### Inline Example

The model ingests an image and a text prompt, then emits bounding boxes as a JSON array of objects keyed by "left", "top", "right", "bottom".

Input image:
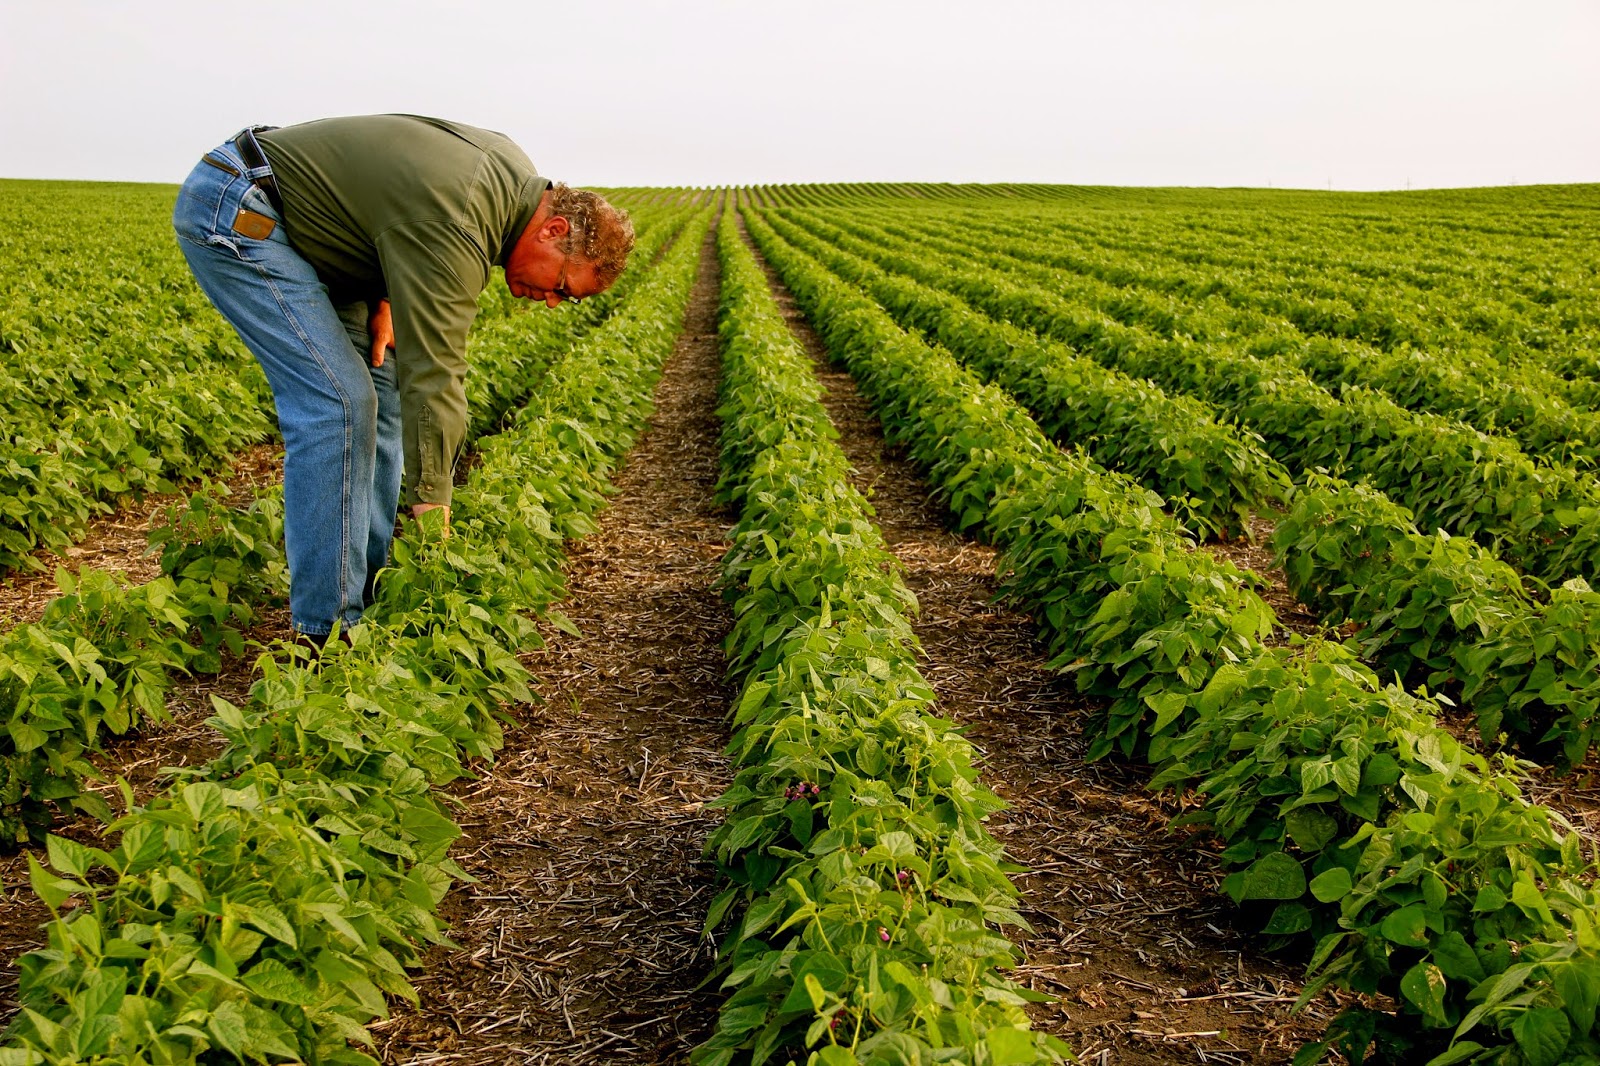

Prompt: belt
[
  {"left": 201, "top": 125, "right": 284, "bottom": 215},
  {"left": 233, "top": 126, "right": 283, "bottom": 215}
]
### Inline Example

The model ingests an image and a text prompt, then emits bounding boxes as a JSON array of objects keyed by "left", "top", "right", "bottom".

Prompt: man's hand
[
  {"left": 368, "top": 299, "right": 395, "bottom": 368},
  {"left": 412, "top": 502, "right": 450, "bottom": 537}
]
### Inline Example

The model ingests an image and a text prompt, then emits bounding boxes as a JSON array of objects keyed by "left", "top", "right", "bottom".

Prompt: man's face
[{"left": 505, "top": 214, "right": 606, "bottom": 308}]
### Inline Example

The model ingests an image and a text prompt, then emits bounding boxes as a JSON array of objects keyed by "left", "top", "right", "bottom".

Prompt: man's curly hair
[{"left": 548, "top": 183, "right": 634, "bottom": 287}]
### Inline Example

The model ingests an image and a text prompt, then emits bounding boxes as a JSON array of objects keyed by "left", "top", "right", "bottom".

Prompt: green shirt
[{"left": 257, "top": 115, "right": 548, "bottom": 506}]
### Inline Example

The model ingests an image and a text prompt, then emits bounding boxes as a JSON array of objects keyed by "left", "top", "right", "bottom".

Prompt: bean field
[{"left": 2, "top": 177, "right": 1599, "bottom": 1065}]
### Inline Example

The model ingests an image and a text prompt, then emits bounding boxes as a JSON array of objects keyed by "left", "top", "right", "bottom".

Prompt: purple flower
[{"left": 878, "top": 926, "right": 891, "bottom": 942}]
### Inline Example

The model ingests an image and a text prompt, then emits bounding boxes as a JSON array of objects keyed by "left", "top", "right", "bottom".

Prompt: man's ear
[{"left": 538, "top": 214, "right": 570, "bottom": 242}]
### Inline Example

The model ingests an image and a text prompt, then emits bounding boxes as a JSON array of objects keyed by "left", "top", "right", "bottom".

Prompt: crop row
[
  {"left": 0, "top": 207, "right": 690, "bottom": 854},
  {"left": 985, "top": 199, "right": 1593, "bottom": 312},
  {"left": 1272, "top": 476, "right": 1600, "bottom": 764},
  {"left": 870, "top": 204, "right": 1598, "bottom": 435},
  {"left": 0, "top": 185, "right": 268, "bottom": 421},
  {"left": 746, "top": 209, "right": 1600, "bottom": 1066},
  {"left": 786, "top": 207, "right": 1600, "bottom": 587},
  {"left": 929, "top": 203, "right": 1598, "bottom": 361},
  {"left": 784, "top": 207, "right": 1600, "bottom": 765},
  {"left": 755, "top": 209, "right": 1290, "bottom": 540},
  {"left": 0, "top": 368, "right": 274, "bottom": 577},
  {"left": 755, "top": 210, "right": 1600, "bottom": 769},
  {"left": 693, "top": 216, "right": 1067, "bottom": 1065},
  {"left": 878, "top": 207, "right": 1600, "bottom": 463},
  {"left": 0, "top": 185, "right": 280, "bottom": 576},
  {"left": 0, "top": 488, "right": 289, "bottom": 844},
  {"left": 1, "top": 205, "right": 713, "bottom": 1065}
]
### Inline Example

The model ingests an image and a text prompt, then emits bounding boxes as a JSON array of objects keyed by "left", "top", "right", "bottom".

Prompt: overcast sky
[{"left": 2, "top": 0, "right": 1595, "bottom": 191}]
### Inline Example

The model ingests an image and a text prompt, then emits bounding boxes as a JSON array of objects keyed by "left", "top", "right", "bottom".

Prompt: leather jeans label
[{"left": 232, "top": 209, "right": 276, "bottom": 240}]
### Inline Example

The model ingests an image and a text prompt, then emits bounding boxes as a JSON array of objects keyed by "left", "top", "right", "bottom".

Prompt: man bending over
[{"left": 172, "top": 114, "right": 633, "bottom": 642}]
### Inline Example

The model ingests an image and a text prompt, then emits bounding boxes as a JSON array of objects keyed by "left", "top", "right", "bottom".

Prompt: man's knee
[{"left": 277, "top": 382, "right": 378, "bottom": 451}]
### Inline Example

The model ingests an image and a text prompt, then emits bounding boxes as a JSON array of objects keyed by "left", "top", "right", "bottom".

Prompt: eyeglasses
[{"left": 552, "top": 258, "right": 581, "bottom": 303}]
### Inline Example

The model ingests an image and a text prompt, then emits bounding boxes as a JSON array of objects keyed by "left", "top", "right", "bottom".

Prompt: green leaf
[
  {"left": 1238, "top": 852, "right": 1307, "bottom": 901},
  {"left": 26, "top": 854, "right": 75, "bottom": 910},
  {"left": 207, "top": 1000, "right": 249, "bottom": 1057},
  {"left": 1512, "top": 1007, "right": 1571, "bottom": 1066},
  {"left": 242, "top": 1002, "right": 302, "bottom": 1059},
  {"left": 1380, "top": 905, "right": 1429, "bottom": 947},
  {"left": 9, "top": 722, "right": 48, "bottom": 753},
  {"left": 241, "top": 959, "right": 315, "bottom": 1006},
  {"left": 1361, "top": 752, "right": 1402, "bottom": 786},
  {"left": 1308, "top": 867, "right": 1353, "bottom": 903},
  {"left": 45, "top": 835, "right": 95, "bottom": 879},
  {"left": 803, "top": 973, "right": 826, "bottom": 1012},
  {"left": 1430, "top": 931, "right": 1485, "bottom": 984},
  {"left": 780, "top": 954, "right": 848, "bottom": 1014},
  {"left": 208, "top": 694, "right": 247, "bottom": 731},
  {"left": 1263, "top": 902, "right": 1312, "bottom": 935},
  {"left": 1144, "top": 690, "right": 1188, "bottom": 735},
  {"left": 878, "top": 830, "right": 916, "bottom": 861},
  {"left": 702, "top": 887, "right": 738, "bottom": 936},
  {"left": 813, "top": 1047, "right": 856, "bottom": 1066},
  {"left": 1292, "top": 1041, "right": 1332, "bottom": 1066},
  {"left": 1286, "top": 808, "right": 1338, "bottom": 852},
  {"left": 1553, "top": 961, "right": 1598, "bottom": 1034},
  {"left": 547, "top": 610, "right": 582, "bottom": 637},
  {"left": 1510, "top": 880, "right": 1554, "bottom": 923},
  {"left": 985, "top": 1025, "right": 1038, "bottom": 1066},
  {"left": 19, "top": 1010, "right": 65, "bottom": 1056},
  {"left": 232, "top": 903, "right": 298, "bottom": 949},
  {"left": 1331, "top": 755, "right": 1361, "bottom": 795},
  {"left": 1400, "top": 962, "right": 1447, "bottom": 1024},
  {"left": 1473, "top": 884, "right": 1507, "bottom": 913},
  {"left": 1423, "top": 1043, "right": 1484, "bottom": 1066},
  {"left": 181, "top": 781, "right": 225, "bottom": 823},
  {"left": 741, "top": 894, "right": 787, "bottom": 939}
]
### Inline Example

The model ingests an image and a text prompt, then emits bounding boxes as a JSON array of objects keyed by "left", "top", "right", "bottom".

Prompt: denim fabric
[{"left": 172, "top": 139, "right": 403, "bottom": 636}]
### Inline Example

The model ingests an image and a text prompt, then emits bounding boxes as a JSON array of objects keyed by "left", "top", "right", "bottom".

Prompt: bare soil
[
  {"left": 1204, "top": 513, "right": 1324, "bottom": 644},
  {"left": 739, "top": 215, "right": 1348, "bottom": 1064},
  {"left": 373, "top": 225, "right": 733, "bottom": 1064}
]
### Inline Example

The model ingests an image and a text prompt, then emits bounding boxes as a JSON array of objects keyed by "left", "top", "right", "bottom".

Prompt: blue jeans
[{"left": 172, "top": 139, "right": 403, "bottom": 637}]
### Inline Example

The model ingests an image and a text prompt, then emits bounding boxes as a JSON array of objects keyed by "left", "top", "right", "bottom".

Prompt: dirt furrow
[
  {"left": 0, "top": 443, "right": 284, "bottom": 629},
  {"left": 374, "top": 227, "right": 731, "bottom": 1064},
  {"left": 739, "top": 216, "right": 1343, "bottom": 1065}
]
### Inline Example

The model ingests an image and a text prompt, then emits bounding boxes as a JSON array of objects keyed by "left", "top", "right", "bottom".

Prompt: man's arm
[
  {"left": 374, "top": 222, "right": 490, "bottom": 522},
  {"left": 364, "top": 298, "right": 452, "bottom": 528}
]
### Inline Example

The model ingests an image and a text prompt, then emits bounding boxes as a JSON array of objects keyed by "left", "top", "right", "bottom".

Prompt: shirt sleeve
[{"left": 375, "top": 220, "right": 490, "bottom": 508}]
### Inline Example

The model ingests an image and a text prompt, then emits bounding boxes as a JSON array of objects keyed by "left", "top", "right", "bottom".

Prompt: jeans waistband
[{"left": 230, "top": 126, "right": 283, "bottom": 215}]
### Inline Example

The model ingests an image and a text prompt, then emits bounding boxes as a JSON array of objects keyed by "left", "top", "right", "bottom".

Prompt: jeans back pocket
[{"left": 240, "top": 184, "right": 279, "bottom": 220}]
